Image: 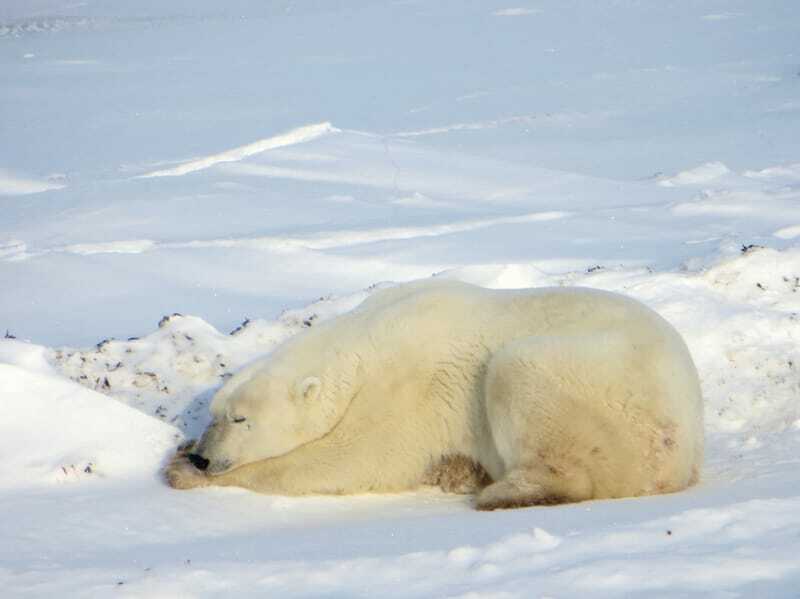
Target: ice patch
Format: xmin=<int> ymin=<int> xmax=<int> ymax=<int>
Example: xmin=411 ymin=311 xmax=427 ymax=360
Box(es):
xmin=137 ymin=122 xmax=339 ymax=178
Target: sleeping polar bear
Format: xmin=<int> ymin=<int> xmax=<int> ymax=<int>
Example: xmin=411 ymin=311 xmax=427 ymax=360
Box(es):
xmin=166 ymin=279 xmax=703 ymax=510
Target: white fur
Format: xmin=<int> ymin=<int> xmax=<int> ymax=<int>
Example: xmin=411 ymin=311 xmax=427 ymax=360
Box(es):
xmin=166 ymin=279 xmax=703 ymax=509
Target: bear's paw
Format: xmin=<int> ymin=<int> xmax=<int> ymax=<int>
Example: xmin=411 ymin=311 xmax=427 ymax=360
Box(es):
xmin=164 ymin=444 xmax=210 ymax=490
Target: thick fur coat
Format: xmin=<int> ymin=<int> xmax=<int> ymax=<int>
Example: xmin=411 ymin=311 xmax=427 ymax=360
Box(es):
xmin=166 ymin=279 xmax=703 ymax=509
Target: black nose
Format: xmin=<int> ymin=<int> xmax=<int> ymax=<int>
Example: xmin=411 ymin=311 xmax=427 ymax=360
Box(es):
xmin=187 ymin=453 xmax=210 ymax=471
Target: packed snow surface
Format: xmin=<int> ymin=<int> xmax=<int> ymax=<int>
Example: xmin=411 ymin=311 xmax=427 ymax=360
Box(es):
xmin=1 ymin=0 xmax=799 ymax=596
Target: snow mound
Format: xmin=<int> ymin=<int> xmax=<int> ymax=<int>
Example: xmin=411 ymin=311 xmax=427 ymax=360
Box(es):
xmin=0 ymin=362 xmax=177 ymax=489
xmin=0 ymin=338 xmax=56 ymax=375
xmin=658 ymin=162 xmax=732 ymax=187
xmin=50 ymin=289 xmax=378 ymax=437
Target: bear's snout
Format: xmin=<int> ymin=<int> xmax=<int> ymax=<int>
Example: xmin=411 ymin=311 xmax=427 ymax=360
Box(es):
xmin=187 ymin=453 xmax=210 ymax=471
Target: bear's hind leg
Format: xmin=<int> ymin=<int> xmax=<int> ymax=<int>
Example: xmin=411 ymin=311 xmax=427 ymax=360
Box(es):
xmin=480 ymin=335 xmax=623 ymax=509
xmin=481 ymin=329 xmax=692 ymax=508
xmin=476 ymin=465 xmax=592 ymax=510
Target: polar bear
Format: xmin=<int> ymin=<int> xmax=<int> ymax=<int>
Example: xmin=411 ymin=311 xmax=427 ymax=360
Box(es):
xmin=166 ymin=279 xmax=703 ymax=509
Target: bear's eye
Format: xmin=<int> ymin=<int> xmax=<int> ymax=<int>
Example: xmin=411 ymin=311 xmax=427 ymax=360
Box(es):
xmin=232 ymin=416 xmax=247 ymax=424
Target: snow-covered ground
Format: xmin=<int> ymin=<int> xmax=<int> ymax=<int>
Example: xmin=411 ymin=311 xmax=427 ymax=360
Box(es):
xmin=2 ymin=0 xmax=800 ymax=596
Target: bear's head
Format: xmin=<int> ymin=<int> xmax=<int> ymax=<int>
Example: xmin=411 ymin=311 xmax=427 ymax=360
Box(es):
xmin=189 ymin=338 xmax=362 ymax=475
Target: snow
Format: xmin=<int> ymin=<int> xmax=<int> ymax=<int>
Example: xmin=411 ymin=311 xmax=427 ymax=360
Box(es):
xmin=492 ymin=8 xmax=543 ymax=18
xmin=2 ymin=0 xmax=800 ymax=596
xmin=0 ymin=363 xmax=177 ymax=489
xmin=0 ymin=169 xmax=65 ymax=195
xmin=137 ymin=122 xmax=338 ymax=178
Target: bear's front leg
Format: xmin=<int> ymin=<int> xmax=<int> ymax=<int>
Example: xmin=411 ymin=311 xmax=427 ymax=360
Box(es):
xmin=164 ymin=441 xmax=212 ymax=490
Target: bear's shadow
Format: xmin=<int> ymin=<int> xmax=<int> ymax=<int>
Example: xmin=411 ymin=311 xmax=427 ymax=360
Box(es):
xmin=175 ymin=386 xmax=217 ymax=440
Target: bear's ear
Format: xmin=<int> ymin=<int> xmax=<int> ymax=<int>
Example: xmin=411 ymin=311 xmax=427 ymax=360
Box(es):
xmin=295 ymin=376 xmax=322 ymax=402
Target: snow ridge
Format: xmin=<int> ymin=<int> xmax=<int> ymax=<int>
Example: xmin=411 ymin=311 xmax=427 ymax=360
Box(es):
xmin=137 ymin=122 xmax=339 ymax=178
xmin=0 ymin=170 xmax=65 ymax=196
